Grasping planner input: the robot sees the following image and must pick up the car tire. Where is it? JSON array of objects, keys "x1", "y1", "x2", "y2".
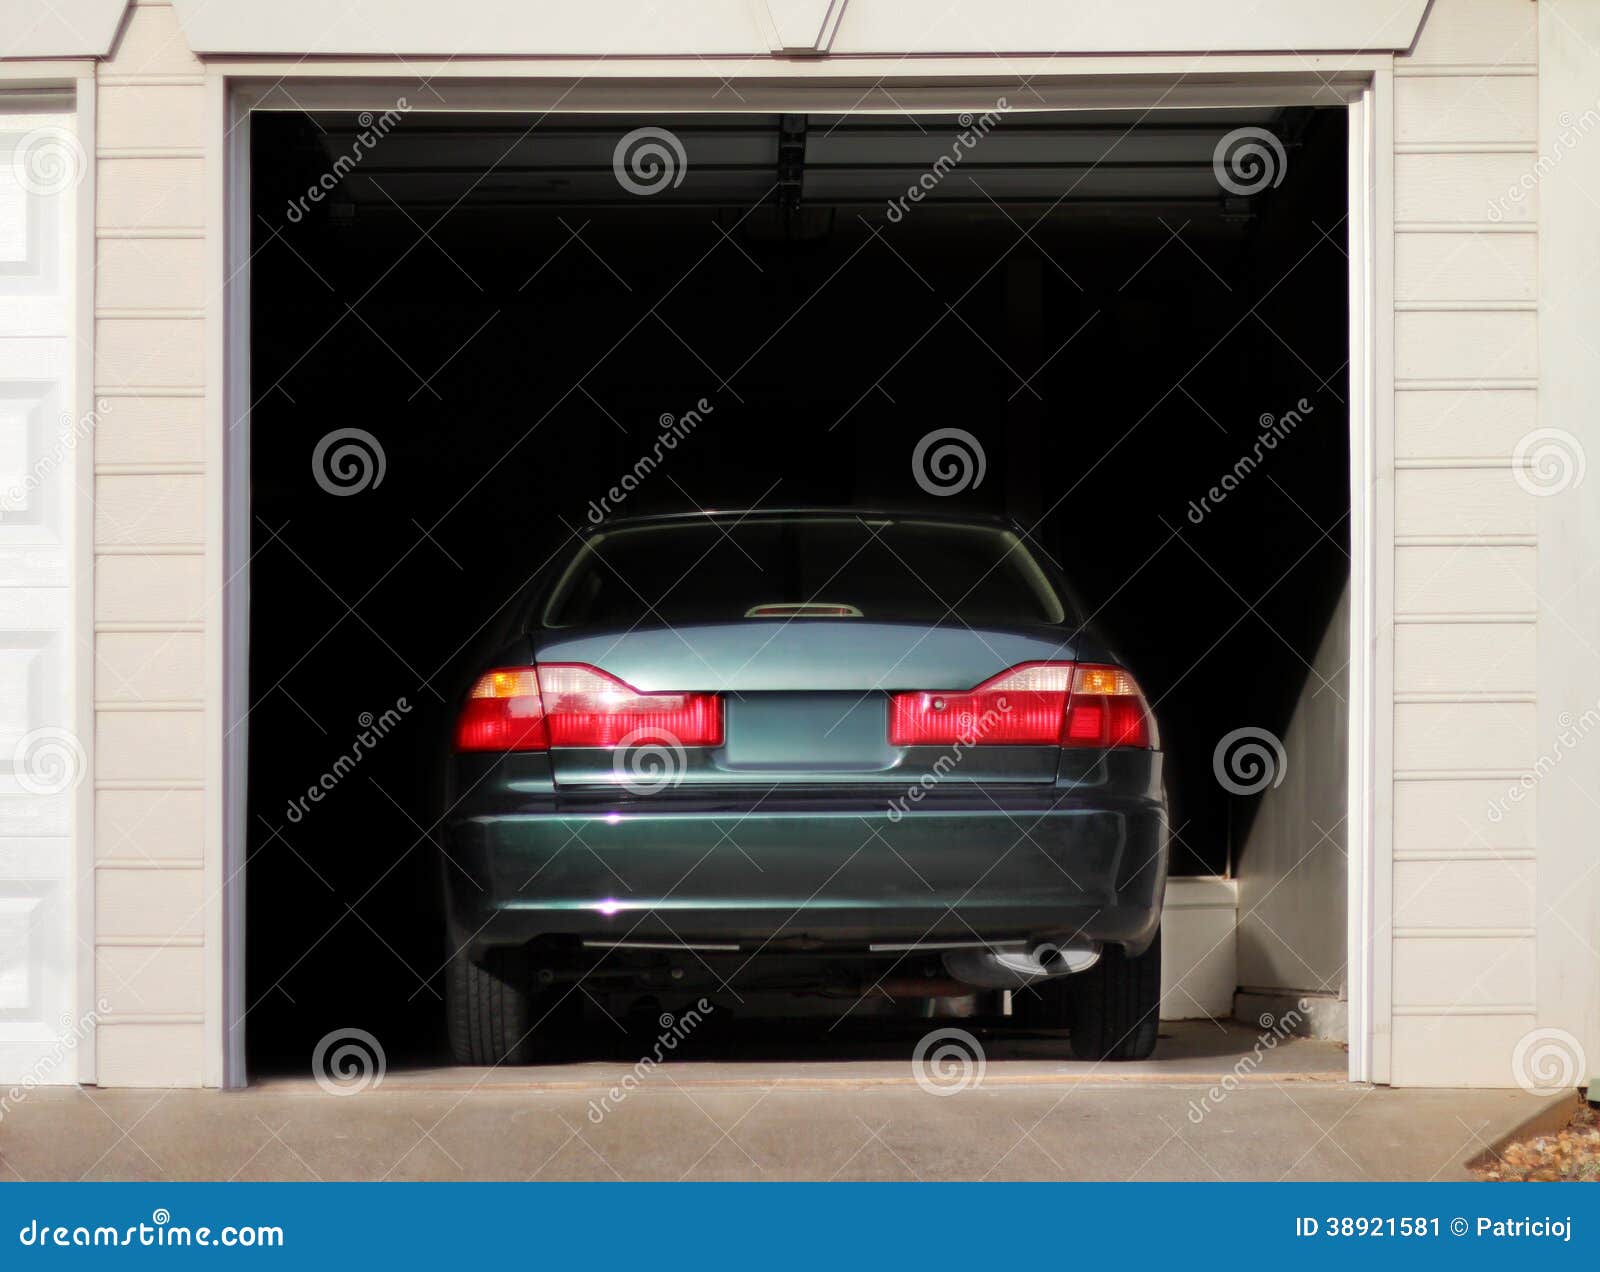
[
  {"x1": 1011, "y1": 930, "x2": 1161, "y2": 1061},
  {"x1": 447, "y1": 948, "x2": 550, "y2": 1065},
  {"x1": 1067, "y1": 929, "x2": 1161, "y2": 1061}
]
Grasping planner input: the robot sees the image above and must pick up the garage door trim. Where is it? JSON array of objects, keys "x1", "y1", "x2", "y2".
[{"x1": 212, "y1": 67, "x2": 1390, "y2": 1088}]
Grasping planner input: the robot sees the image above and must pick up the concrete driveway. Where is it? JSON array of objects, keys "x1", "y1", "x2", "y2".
[{"x1": 0, "y1": 1024, "x2": 1548, "y2": 1181}]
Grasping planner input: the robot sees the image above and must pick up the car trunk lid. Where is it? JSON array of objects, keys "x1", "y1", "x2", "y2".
[{"x1": 534, "y1": 620, "x2": 1075, "y2": 788}]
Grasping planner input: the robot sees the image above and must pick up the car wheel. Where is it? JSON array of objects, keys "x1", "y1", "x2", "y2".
[
  {"x1": 1067, "y1": 929, "x2": 1161, "y2": 1061},
  {"x1": 446, "y1": 948, "x2": 558, "y2": 1065}
]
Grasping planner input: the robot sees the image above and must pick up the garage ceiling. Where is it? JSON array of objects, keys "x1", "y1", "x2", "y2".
[{"x1": 300, "y1": 108, "x2": 1301, "y2": 218}]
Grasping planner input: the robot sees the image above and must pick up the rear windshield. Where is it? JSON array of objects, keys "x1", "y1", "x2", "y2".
[{"x1": 543, "y1": 518, "x2": 1068, "y2": 628}]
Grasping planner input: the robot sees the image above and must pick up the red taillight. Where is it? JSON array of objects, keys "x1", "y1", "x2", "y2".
[
  {"x1": 1061, "y1": 664, "x2": 1152, "y2": 749},
  {"x1": 889, "y1": 662, "x2": 1072, "y2": 746},
  {"x1": 888, "y1": 661, "x2": 1152, "y2": 749},
  {"x1": 537, "y1": 664, "x2": 722, "y2": 747},
  {"x1": 454, "y1": 664, "x2": 723, "y2": 753},
  {"x1": 455, "y1": 669, "x2": 548, "y2": 752}
]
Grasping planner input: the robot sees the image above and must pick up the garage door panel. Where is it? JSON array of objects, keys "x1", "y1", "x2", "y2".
[
  {"x1": 0, "y1": 880, "x2": 70, "y2": 1025},
  {"x1": 0, "y1": 106, "x2": 79, "y2": 1085},
  {"x1": 0, "y1": 128, "x2": 69, "y2": 317},
  {"x1": 0, "y1": 379, "x2": 73, "y2": 555}
]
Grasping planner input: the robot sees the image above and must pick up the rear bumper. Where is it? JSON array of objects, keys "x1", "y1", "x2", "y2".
[{"x1": 443, "y1": 792, "x2": 1168, "y2": 958}]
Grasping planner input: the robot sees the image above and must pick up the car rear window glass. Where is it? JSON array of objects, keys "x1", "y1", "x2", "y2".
[{"x1": 543, "y1": 517, "x2": 1068, "y2": 628}]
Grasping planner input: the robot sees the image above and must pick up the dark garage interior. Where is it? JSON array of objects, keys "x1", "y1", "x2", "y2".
[{"x1": 244, "y1": 107, "x2": 1351, "y2": 1072}]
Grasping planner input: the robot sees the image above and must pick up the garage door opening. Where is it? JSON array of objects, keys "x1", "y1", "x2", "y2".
[{"x1": 241, "y1": 106, "x2": 1351, "y2": 1076}]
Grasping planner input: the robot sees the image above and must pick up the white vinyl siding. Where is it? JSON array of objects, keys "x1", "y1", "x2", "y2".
[
  {"x1": 1388, "y1": 0, "x2": 1541, "y2": 1087},
  {"x1": 91, "y1": 1, "x2": 211, "y2": 1087}
]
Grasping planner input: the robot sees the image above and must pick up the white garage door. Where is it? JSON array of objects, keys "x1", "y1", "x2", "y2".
[{"x1": 0, "y1": 105, "x2": 84, "y2": 1086}]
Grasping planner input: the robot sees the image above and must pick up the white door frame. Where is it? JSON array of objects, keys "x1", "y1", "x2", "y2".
[{"x1": 212, "y1": 64, "x2": 1392, "y2": 1088}]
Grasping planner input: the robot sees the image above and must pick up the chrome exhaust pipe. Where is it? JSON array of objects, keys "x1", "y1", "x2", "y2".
[{"x1": 942, "y1": 940, "x2": 1101, "y2": 990}]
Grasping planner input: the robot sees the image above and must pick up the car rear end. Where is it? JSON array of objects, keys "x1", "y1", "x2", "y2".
[{"x1": 440, "y1": 512, "x2": 1169, "y2": 1062}]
